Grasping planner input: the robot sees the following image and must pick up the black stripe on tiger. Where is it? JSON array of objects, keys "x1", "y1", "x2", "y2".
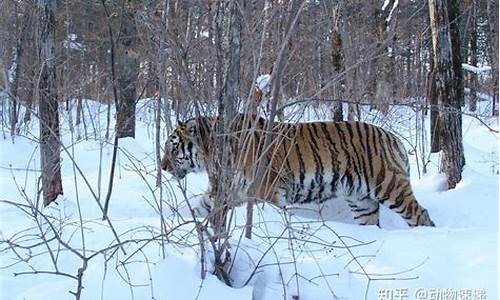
[
  {"x1": 353, "y1": 122, "x2": 372, "y2": 196},
  {"x1": 306, "y1": 124, "x2": 325, "y2": 201},
  {"x1": 344, "y1": 123, "x2": 367, "y2": 195},
  {"x1": 294, "y1": 126, "x2": 306, "y2": 203},
  {"x1": 319, "y1": 122, "x2": 340, "y2": 198},
  {"x1": 334, "y1": 123, "x2": 357, "y2": 193}
]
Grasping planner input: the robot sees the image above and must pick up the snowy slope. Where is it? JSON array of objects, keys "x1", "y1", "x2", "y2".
[{"x1": 0, "y1": 99, "x2": 498, "y2": 300}]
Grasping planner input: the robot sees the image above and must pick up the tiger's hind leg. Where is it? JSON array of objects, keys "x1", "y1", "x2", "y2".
[
  {"x1": 346, "y1": 197, "x2": 380, "y2": 226},
  {"x1": 377, "y1": 175, "x2": 435, "y2": 227}
]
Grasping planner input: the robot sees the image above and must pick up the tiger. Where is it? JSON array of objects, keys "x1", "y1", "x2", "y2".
[{"x1": 161, "y1": 113, "x2": 435, "y2": 227}]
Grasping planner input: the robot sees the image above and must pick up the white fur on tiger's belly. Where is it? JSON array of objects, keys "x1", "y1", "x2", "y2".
[
  {"x1": 283, "y1": 198, "x2": 409, "y2": 228},
  {"x1": 282, "y1": 196, "x2": 355, "y2": 224},
  {"x1": 180, "y1": 192, "x2": 409, "y2": 228}
]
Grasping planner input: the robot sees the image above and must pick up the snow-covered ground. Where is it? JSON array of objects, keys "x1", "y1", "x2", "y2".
[{"x1": 0, "y1": 98, "x2": 498, "y2": 300}]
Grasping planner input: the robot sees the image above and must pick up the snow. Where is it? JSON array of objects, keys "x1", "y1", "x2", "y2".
[
  {"x1": 386, "y1": 0, "x2": 399, "y2": 23},
  {"x1": 387, "y1": 46, "x2": 393, "y2": 57},
  {"x1": 63, "y1": 33, "x2": 85, "y2": 51},
  {"x1": 155, "y1": 253, "x2": 253, "y2": 299},
  {"x1": 382, "y1": 0, "x2": 399, "y2": 24},
  {"x1": 464, "y1": 87, "x2": 494, "y2": 102},
  {"x1": 7, "y1": 52, "x2": 17, "y2": 83},
  {"x1": 256, "y1": 74, "x2": 271, "y2": 92},
  {"x1": 382, "y1": 0, "x2": 391, "y2": 11},
  {"x1": 462, "y1": 63, "x2": 491, "y2": 74},
  {"x1": 0, "y1": 98, "x2": 498, "y2": 300}
]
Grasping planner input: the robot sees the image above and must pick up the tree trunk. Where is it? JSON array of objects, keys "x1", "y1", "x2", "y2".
[
  {"x1": 209, "y1": 0, "x2": 242, "y2": 285},
  {"x1": 447, "y1": 0, "x2": 464, "y2": 107},
  {"x1": 23, "y1": 80, "x2": 33, "y2": 123},
  {"x1": 427, "y1": 17, "x2": 441, "y2": 153},
  {"x1": 428, "y1": 73, "x2": 441, "y2": 153},
  {"x1": 416, "y1": 35, "x2": 423, "y2": 100},
  {"x1": 365, "y1": 0, "x2": 380, "y2": 106},
  {"x1": 331, "y1": 2, "x2": 344, "y2": 121},
  {"x1": 469, "y1": 0, "x2": 478, "y2": 112},
  {"x1": 487, "y1": 0, "x2": 499, "y2": 115},
  {"x1": 270, "y1": 0, "x2": 302, "y2": 121},
  {"x1": 8, "y1": 3, "x2": 29, "y2": 137},
  {"x1": 39, "y1": 0, "x2": 63, "y2": 206},
  {"x1": 116, "y1": 7, "x2": 138, "y2": 138},
  {"x1": 347, "y1": 66, "x2": 358, "y2": 121},
  {"x1": 75, "y1": 98, "x2": 83, "y2": 139},
  {"x1": 376, "y1": 0, "x2": 398, "y2": 112},
  {"x1": 428, "y1": 0, "x2": 465, "y2": 189},
  {"x1": 158, "y1": 0, "x2": 171, "y2": 186},
  {"x1": 9, "y1": 51, "x2": 19, "y2": 137}
]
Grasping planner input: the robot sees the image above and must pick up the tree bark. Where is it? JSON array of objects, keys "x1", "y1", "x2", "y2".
[
  {"x1": 365, "y1": 0, "x2": 381, "y2": 106},
  {"x1": 23, "y1": 80, "x2": 33, "y2": 123},
  {"x1": 270, "y1": 0, "x2": 302, "y2": 121},
  {"x1": 157, "y1": 0, "x2": 171, "y2": 186},
  {"x1": 375, "y1": 0, "x2": 398, "y2": 112},
  {"x1": 39, "y1": 0, "x2": 63, "y2": 206},
  {"x1": 427, "y1": 13, "x2": 441, "y2": 153},
  {"x1": 9, "y1": 47, "x2": 19, "y2": 137},
  {"x1": 8, "y1": 4, "x2": 31, "y2": 137},
  {"x1": 428, "y1": 68, "x2": 441, "y2": 153},
  {"x1": 428, "y1": 0, "x2": 465, "y2": 189},
  {"x1": 469, "y1": 0, "x2": 478, "y2": 112},
  {"x1": 487, "y1": 0, "x2": 499, "y2": 115},
  {"x1": 331, "y1": 2, "x2": 344, "y2": 121},
  {"x1": 116, "y1": 6, "x2": 138, "y2": 138},
  {"x1": 447, "y1": 0, "x2": 464, "y2": 107},
  {"x1": 209, "y1": 0, "x2": 242, "y2": 285}
]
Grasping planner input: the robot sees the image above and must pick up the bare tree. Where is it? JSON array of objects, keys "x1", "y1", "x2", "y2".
[
  {"x1": 469, "y1": 0, "x2": 478, "y2": 112},
  {"x1": 39, "y1": 0, "x2": 63, "y2": 206},
  {"x1": 428, "y1": 0, "x2": 465, "y2": 189},
  {"x1": 428, "y1": 68, "x2": 441, "y2": 153},
  {"x1": 447, "y1": 0, "x2": 464, "y2": 107},
  {"x1": 487, "y1": 0, "x2": 499, "y2": 115},
  {"x1": 375, "y1": 0, "x2": 398, "y2": 112},
  {"x1": 7, "y1": 3, "x2": 31, "y2": 137},
  {"x1": 208, "y1": 0, "x2": 243, "y2": 285},
  {"x1": 116, "y1": 2, "x2": 139, "y2": 138},
  {"x1": 330, "y1": 1, "x2": 344, "y2": 121}
]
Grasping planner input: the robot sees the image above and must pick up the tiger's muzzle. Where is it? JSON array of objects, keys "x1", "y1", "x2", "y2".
[
  {"x1": 170, "y1": 168, "x2": 187, "y2": 179},
  {"x1": 160, "y1": 157, "x2": 188, "y2": 179}
]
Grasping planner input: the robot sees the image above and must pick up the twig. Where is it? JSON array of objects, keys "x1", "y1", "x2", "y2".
[{"x1": 100, "y1": 0, "x2": 121, "y2": 221}]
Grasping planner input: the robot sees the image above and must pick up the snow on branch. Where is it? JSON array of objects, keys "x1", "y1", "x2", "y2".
[
  {"x1": 462, "y1": 63, "x2": 491, "y2": 74},
  {"x1": 382, "y1": 0, "x2": 391, "y2": 11},
  {"x1": 63, "y1": 33, "x2": 85, "y2": 51},
  {"x1": 256, "y1": 74, "x2": 271, "y2": 92},
  {"x1": 387, "y1": 0, "x2": 399, "y2": 23}
]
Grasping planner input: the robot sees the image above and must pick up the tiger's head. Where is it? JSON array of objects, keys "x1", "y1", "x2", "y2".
[{"x1": 161, "y1": 118, "x2": 208, "y2": 179}]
